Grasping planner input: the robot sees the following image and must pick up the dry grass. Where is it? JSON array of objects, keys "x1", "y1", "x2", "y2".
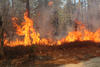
[{"x1": 0, "y1": 41, "x2": 100, "y2": 67}]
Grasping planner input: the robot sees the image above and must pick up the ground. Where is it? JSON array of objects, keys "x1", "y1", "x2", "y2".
[
  {"x1": 0, "y1": 41, "x2": 100, "y2": 67},
  {"x1": 60, "y1": 57, "x2": 100, "y2": 67}
]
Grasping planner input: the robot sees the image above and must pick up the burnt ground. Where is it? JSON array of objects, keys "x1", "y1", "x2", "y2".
[{"x1": 0, "y1": 41, "x2": 100, "y2": 67}]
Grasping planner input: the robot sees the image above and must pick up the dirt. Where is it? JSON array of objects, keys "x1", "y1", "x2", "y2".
[
  {"x1": 60, "y1": 57, "x2": 100, "y2": 67},
  {"x1": 0, "y1": 41, "x2": 100, "y2": 67}
]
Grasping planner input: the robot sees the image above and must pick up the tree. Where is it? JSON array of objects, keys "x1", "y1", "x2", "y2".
[
  {"x1": 0, "y1": 15, "x2": 5, "y2": 58},
  {"x1": 26, "y1": 0, "x2": 30, "y2": 17},
  {"x1": 0, "y1": 0, "x2": 10, "y2": 57}
]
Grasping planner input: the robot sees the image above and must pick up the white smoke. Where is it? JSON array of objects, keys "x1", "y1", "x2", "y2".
[{"x1": 36, "y1": 6, "x2": 55, "y2": 39}]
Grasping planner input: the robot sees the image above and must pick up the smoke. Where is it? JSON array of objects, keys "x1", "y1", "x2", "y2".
[
  {"x1": 25, "y1": 0, "x2": 100, "y2": 42},
  {"x1": 87, "y1": 1, "x2": 100, "y2": 31},
  {"x1": 36, "y1": 6, "x2": 56, "y2": 39},
  {"x1": 34, "y1": 0, "x2": 100, "y2": 40},
  {"x1": 74, "y1": 0, "x2": 100, "y2": 32}
]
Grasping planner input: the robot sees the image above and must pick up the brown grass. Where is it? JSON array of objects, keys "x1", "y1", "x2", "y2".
[{"x1": 0, "y1": 41, "x2": 100, "y2": 67}]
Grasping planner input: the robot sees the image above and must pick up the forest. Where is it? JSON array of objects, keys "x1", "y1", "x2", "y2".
[
  {"x1": 1, "y1": 0, "x2": 100, "y2": 40},
  {"x1": 0, "y1": 0, "x2": 100, "y2": 67}
]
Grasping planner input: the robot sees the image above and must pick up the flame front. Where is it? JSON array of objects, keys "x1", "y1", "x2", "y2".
[
  {"x1": 4, "y1": 11, "x2": 100, "y2": 47},
  {"x1": 4, "y1": 11, "x2": 56, "y2": 47},
  {"x1": 57, "y1": 29, "x2": 100, "y2": 45}
]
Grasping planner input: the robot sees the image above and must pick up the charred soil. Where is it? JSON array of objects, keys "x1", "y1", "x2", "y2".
[{"x1": 0, "y1": 41, "x2": 100, "y2": 67}]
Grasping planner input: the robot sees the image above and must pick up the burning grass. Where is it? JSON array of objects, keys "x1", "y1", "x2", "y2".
[
  {"x1": 3, "y1": 11, "x2": 100, "y2": 47},
  {"x1": 0, "y1": 11, "x2": 100, "y2": 67}
]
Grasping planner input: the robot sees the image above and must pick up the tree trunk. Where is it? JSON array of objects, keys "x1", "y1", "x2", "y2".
[
  {"x1": 0, "y1": 16, "x2": 5, "y2": 58},
  {"x1": 26, "y1": 0, "x2": 30, "y2": 17},
  {"x1": 73, "y1": 0, "x2": 76, "y2": 4}
]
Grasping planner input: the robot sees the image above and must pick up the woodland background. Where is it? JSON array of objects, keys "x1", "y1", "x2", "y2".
[{"x1": 0, "y1": 0, "x2": 100, "y2": 40}]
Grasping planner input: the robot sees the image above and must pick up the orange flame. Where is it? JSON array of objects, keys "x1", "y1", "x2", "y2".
[
  {"x1": 48, "y1": 1, "x2": 54, "y2": 6},
  {"x1": 57, "y1": 29, "x2": 100, "y2": 45},
  {"x1": 4, "y1": 11, "x2": 56, "y2": 47},
  {"x1": 4, "y1": 11, "x2": 100, "y2": 47}
]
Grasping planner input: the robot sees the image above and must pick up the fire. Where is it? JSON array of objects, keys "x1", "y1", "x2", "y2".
[
  {"x1": 4, "y1": 11, "x2": 56, "y2": 47},
  {"x1": 48, "y1": 1, "x2": 54, "y2": 6},
  {"x1": 57, "y1": 28, "x2": 100, "y2": 45},
  {"x1": 3, "y1": 11, "x2": 100, "y2": 47}
]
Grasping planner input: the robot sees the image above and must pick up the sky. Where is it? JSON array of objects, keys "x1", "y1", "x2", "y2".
[
  {"x1": 76, "y1": 0, "x2": 79, "y2": 3},
  {"x1": 61, "y1": 0, "x2": 79, "y2": 8},
  {"x1": 9, "y1": 0, "x2": 12, "y2": 7}
]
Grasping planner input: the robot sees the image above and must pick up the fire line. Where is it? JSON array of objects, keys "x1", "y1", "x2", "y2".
[{"x1": 4, "y1": 11, "x2": 100, "y2": 47}]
